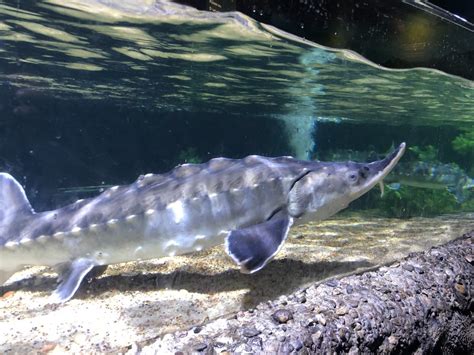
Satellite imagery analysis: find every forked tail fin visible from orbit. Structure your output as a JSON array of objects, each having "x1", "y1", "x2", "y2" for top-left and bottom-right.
[{"x1": 0, "y1": 173, "x2": 34, "y2": 240}]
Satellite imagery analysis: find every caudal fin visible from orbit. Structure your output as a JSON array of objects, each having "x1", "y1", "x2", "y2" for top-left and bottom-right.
[
  {"x1": 0, "y1": 173, "x2": 34, "y2": 245},
  {"x1": 0, "y1": 173, "x2": 34, "y2": 284}
]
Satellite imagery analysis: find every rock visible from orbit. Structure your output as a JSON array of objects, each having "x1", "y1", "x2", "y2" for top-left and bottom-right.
[
  {"x1": 297, "y1": 295, "x2": 307, "y2": 304},
  {"x1": 454, "y1": 282, "x2": 466, "y2": 296},
  {"x1": 0, "y1": 291, "x2": 15, "y2": 299},
  {"x1": 242, "y1": 327, "x2": 261, "y2": 338},
  {"x1": 315, "y1": 314, "x2": 327, "y2": 326},
  {"x1": 272, "y1": 309, "x2": 293, "y2": 324},
  {"x1": 388, "y1": 335, "x2": 398, "y2": 345},
  {"x1": 193, "y1": 342, "x2": 207, "y2": 351},
  {"x1": 292, "y1": 339, "x2": 303, "y2": 351},
  {"x1": 325, "y1": 279, "x2": 339, "y2": 287},
  {"x1": 465, "y1": 254, "x2": 473, "y2": 264},
  {"x1": 193, "y1": 326, "x2": 202, "y2": 334},
  {"x1": 336, "y1": 306, "x2": 349, "y2": 316},
  {"x1": 141, "y1": 231, "x2": 474, "y2": 354},
  {"x1": 346, "y1": 298, "x2": 359, "y2": 308},
  {"x1": 279, "y1": 341, "x2": 294, "y2": 352},
  {"x1": 303, "y1": 335, "x2": 313, "y2": 348}
]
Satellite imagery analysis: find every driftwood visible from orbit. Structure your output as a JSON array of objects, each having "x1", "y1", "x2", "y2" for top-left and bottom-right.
[{"x1": 144, "y1": 231, "x2": 473, "y2": 354}]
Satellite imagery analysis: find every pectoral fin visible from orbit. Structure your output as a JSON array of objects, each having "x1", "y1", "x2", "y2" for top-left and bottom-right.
[
  {"x1": 51, "y1": 258, "x2": 97, "y2": 303},
  {"x1": 225, "y1": 216, "x2": 293, "y2": 273}
]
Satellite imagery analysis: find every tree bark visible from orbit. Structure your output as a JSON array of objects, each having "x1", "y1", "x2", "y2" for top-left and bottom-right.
[{"x1": 144, "y1": 231, "x2": 473, "y2": 354}]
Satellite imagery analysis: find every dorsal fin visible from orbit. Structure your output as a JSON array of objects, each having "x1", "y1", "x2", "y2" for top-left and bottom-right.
[{"x1": 0, "y1": 173, "x2": 34, "y2": 229}]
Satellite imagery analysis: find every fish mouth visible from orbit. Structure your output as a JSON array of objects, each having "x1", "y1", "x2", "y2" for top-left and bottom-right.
[{"x1": 366, "y1": 142, "x2": 406, "y2": 192}]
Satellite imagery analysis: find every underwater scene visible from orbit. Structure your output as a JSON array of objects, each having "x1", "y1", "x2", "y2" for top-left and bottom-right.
[{"x1": 0, "y1": 0, "x2": 473, "y2": 353}]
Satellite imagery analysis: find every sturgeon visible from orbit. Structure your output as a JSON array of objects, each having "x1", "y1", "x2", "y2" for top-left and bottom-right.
[{"x1": 0, "y1": 143, "x2": 405, "y2": 302}]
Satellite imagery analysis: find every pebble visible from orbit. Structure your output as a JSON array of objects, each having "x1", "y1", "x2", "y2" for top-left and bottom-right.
[
  {"x1": 325, "y1": 279, "x2": 339, "y2": 287},
  {"x1": 193, "y1": 343, "x2": 207, "y2": 351},
  {"x1": 247, "y1": 336, "x2": 262, "y2": 349},
  {"x1": 414, "y1": 267, "x2": 424, "y2": 274},
  {"x1": 303, "y1": 335, "x2": 313, "y2": 347},
  {"x1": 297, "y1": 296, "x2": 307, "y2": 304},
  {"x1": 292, "y1": 339, "x2": 303, "y2": 350},
  {"x1": 454, "y1": 283, "x2": 466, "y2": 296},
  {"x1": 315, "y1": 314, "x2": 327, "y2": 326},
  {"x1": 388, "y1": 335, "x2": 398, "y2": 345},
  {"x1": 348, "y1": 309, "x2": 359, "y2": 319},
  {"x1": 347, "y1": 298, "x2": 359, "y2": 308},
  {"x1": 242, "y1": 327, "x2": 261, "y2": 338},
  {"x1": 336, "y1": 307, "x2": 348, "y2": 316},
  {"x1": 348, "y1": 346, "x2": 359, "y2": 354},
  {"x1": 338, "y1": 327, "x2": 349, "y2": 340},
  {"x1": 1, "y1": 291, "x2": 15, "y2": 299},
  {"x1": 280, "y1": 342, "x2": 294, "y2": 352},
  {"x1": 465, "y1": 254, "x2": 473, "y2": 264},
  {"x1": 272, "y1": 309, "x2": 293, "y2": 324},
  {"x1": 356, "y1": 330, "x2": 365, "y2": 339},
  {"x1": 402, "y1": 264, "x2": 414, "y2": 272},
  {"x1": 40, "y1": 343, "x2": 57, "y2": 353},
  {"x1": 312, "y1": 330, "x2": 322, "y2": 341}
]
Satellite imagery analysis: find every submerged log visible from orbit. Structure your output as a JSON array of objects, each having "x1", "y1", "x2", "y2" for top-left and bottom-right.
[{"x1": 144, "y1": 231, "x2": 473, "y2": 354}]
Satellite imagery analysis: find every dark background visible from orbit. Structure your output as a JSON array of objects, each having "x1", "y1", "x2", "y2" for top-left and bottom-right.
[{"x1": 175, "y1": 0, "x2": 474, "y2": 80}]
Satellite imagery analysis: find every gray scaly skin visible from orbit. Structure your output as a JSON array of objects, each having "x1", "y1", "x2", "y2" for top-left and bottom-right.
[{"x1": 0, "y1": 143, "x2": 405, "y2": 302}]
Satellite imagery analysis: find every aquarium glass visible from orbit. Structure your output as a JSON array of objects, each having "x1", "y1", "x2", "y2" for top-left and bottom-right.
[{"x1": 0, "y1": 0, "x2": 473, "y2": 352}]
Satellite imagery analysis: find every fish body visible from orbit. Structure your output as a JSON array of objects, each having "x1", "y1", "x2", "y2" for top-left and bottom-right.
[
  {"x1": 0, "y1": 143, "x2": 406, "y2": 302},
  {"x1": 385, "y1": 161, "x2": 474, "y2": 202}
]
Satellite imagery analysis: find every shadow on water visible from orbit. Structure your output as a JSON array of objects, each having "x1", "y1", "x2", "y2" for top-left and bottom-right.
[{"x1": 1, "y1": 258, "x2": 373, "y2": 308}]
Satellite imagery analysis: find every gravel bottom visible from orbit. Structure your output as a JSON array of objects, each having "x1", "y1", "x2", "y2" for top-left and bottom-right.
[
  {"x1": 1, "y1": 212, "x2": 473, "y2": 353},
  {"x1": 144, "y1": 231, "x2": 473, "y2": 354}
]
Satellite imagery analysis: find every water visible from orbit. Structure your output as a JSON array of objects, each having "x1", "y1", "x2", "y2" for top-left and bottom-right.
[{"x1": 0, "y1": 0, "x2": 473, "y2": 352}]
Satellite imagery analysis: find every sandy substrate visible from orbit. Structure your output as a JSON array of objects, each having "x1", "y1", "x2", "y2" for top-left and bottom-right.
[
  {"x1": 1, "y1": 212, "x2": 473, "y2": 353},
  {"x1": 145, "y1": 231, "x2": 473, "y2": 354}
]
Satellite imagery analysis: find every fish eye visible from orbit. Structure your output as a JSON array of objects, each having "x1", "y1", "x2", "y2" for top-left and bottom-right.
[{"x1": 348, "y1": 173, "x2": 358, "y2": 183}]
